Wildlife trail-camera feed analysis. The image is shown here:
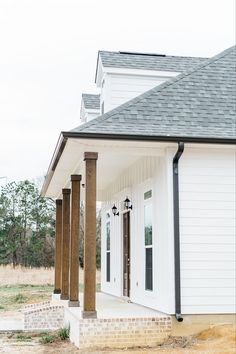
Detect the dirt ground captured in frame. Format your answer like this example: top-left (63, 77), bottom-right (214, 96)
top-left (0, 324), bottom-right (235, 354)
top-left (0, 266), bottom-right (235, 353)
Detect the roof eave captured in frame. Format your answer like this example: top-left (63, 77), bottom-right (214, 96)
top-left (42, 130), bottom-right (236, 197)
top-left (41, 133), bottom-right (68, 197)
top-left (63, 131), bottom-right (236, 145)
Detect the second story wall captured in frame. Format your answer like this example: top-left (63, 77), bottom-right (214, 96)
top-left (96, 51), bottom-right (207, 116)
top-left (100, 71), bottom-right (178, 113)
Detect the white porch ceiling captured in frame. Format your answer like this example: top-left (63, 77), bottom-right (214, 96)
top-left (45, 138), bottom-right (173, 199)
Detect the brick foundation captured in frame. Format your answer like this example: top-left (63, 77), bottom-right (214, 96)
top-left (65, 308), bottom-right (172, 349)
top-left (24, 304), bottom-right (64, 330)
top-left (22, 301), bottom-right (51, 312)
top-left (79, 317), bottom-right (171, 349)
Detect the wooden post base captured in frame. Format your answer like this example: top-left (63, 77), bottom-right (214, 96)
top-left (68, 300), bottom-right (80, 307)
top-left (60, 294), bottom-right (69, 300)
top-left (82, 310), bottom-right (97, 319)
top-left (53, 288), bottom-right (61, 294)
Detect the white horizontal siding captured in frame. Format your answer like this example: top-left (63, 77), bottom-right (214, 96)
top-left (111, 75), bottom-right (166, 103)
top-left (86, 111), bottom-right (100, 122)
top-left (180, 192), bottom-right (235, 202)
top-left (181, 261), bottom-right (235, 270)
top-left (180, 209), bottom-right (235, 218)
top-left (181, 305), bottom-right (234, 314)
top-left (182, 287), bottom-right (235, 297)
top-left (179, 147), bottom-right (236, 314)
top-left (181, 269), bottom-right (235, 279)
top-left (103, 73), bottom-right (171, 112)
top-left (180, 200), bottom-right (235, 210)
top-left (182, 278), bottom-right (234, 288)
top-left (181, 252), bottom-right (235, 261)
top-left (181, 242), bottom-right (234, 253)
top-left (182, 297), bottom-right (235, 306)
top-left (180, 183), bottom-right (234, 193)
top-left (180, 225), bottom-right (235, 236)
top-left (180, 218), bottom-right (235, 227)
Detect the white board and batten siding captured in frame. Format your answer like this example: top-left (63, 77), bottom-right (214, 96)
top-left (101, 154), bottom-right (175, 314)
top-left (101, 156), bottom-right (160, 298)
top-left (179, 147), bottom-right (236, 314)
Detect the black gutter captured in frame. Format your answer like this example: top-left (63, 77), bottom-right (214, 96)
top-left (40, 135), bottom-right (68, 197)
top-left (173, 142), bottom-right (184, 322)
top-left (52, 137), bottom-right (67, 171)
top-left (42, 131), bottom-right (235, 198)
top-left (62, 131), bottom-right (236, 145)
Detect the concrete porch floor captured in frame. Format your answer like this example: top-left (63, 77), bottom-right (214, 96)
top-left (58, 292), bottom-right (172, 349)
top-left (59, 292), bottom-right (167, 319)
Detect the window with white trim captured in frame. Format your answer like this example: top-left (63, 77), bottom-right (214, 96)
top-left (144, 190), bottom-right (153, 291)
top-left (106, 213), bottom-right (111, 282)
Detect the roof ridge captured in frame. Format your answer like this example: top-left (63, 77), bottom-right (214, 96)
top-left (76, 45), bottom-right (235, 133)
top-left (98, 49), bottom-right (207, 59)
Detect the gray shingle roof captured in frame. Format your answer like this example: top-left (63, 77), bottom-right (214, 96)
top-left (72, 46), bottom-right (236, 141)
top-left (82, 94), bottom-right (100, 110)
top-left (98, 50), bottom-right (207, 72)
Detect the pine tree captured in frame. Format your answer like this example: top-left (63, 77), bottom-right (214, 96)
top-left (0, 180), bottom-right (55, 267)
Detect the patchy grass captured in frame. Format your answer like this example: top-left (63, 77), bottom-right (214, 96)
top-left (40, 327), bottom-right (70, 344)
top-left (58, 326), bottom-right (70, 341)
top-left (16, 334), bottom-right (32, 342)
top-left (40, 333), bottom-right (56, 344)
top-left (0, 265), bottom-right (101, 313)
top-left (0, 283), bottom-right (101, 312)
top-left (0, 284), bottom-right (53, 312)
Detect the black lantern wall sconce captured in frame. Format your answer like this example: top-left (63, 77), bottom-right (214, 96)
top-left (124, 197), bottom-right (132, 210)
top-left (111, 204), bottom-right (119, 216)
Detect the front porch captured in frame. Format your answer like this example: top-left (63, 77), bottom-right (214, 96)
top-left (41, 138), bottom-right (174, 349)
top-left (62, 292), bottom-right (172, 349)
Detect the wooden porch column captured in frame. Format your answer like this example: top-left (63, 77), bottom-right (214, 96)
top-left (69, 174), bottom-right (81, 307)
top-left (54, 199), bottom-right (62, 294)
top-left (82, 152), bottom-right (98, 318)
top-left (61, 188), bottom-right (71, 300)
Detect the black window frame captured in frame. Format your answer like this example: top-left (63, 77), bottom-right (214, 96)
top-left (144, 190), bottom-right (153, 291)
top-left (106, 214), bottom-right (111, 282)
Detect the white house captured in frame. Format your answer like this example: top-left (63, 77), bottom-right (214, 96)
top-left (42, 46), bottom-right (236, 325)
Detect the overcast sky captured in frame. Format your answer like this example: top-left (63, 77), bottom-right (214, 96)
top-left (0, 0), bottom-right (235, 186)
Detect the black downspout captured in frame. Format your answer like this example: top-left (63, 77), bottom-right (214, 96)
top-left (173, 142), bottom-right (184, 322)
